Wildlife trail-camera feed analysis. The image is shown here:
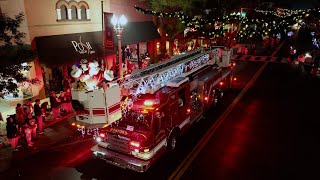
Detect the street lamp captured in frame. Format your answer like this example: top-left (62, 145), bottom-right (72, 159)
top-left (111, 15), bottom-right (127, 78)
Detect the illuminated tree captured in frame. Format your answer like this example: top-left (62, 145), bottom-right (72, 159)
top-left (0, 12), bottom-right (38, 98)
top-left (148, 0), bottom-right (194, 37)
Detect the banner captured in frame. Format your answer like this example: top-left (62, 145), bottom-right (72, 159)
top-left (104, 12), bottom-right (114, 50)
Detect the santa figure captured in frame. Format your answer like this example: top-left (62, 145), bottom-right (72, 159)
top-left (86, 60), bottom-right (104, 87)
top-left (70, 60), bottom-right (114, 90)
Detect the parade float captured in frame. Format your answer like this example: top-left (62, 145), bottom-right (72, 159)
top-left (70, 59), bottom-right (121, 126)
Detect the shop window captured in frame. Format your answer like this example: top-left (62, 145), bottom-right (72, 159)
top-left (139, 42), bottom-right (147, 55)
top-left (60, 5), bottom-right (67, 20)
top-left (80, 6), bottom-right (87, 19)
top-left (156, 42), bottom-right (161, 55)
top-left (71, 5), bottom-right (77, 20)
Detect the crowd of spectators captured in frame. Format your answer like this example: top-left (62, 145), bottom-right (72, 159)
top-left (6, 89), bottom-right (74, 151)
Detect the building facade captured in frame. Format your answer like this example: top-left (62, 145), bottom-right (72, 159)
top-left (0, 0), bottom-right (161, 118)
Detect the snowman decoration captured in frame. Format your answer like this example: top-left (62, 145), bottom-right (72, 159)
top-left (71, 59), bottom-right (114, 90)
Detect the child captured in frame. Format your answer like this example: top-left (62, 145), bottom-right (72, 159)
top-left (41, 102), bottom-right (49, 121)
top-left (6, 116), bottom-right (19, 151)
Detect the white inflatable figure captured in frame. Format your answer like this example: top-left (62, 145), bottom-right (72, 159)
top-left (70, 59), bottom-right (116, 91)
top-left (71, 65), bottom-right (82, 78)
top-left (82, 74), bottom-right (91, 81)
top-left (80, 59), bottom-right (89, 72)
top-left (104, 70), bottom-right (114, 81)
top-left (88, 61), bottom-right (100, 76)
top-left (85, 61), bottom-right (101, 90)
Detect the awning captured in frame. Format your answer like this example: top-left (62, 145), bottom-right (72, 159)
top-left (113, 21), bottom-right (161, 46)
top-left (35, 21), bottom-right (160, 65)
top-left (35, 31), bottom-right (105, 66)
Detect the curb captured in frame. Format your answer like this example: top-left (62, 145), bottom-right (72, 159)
top-left (43, 113), bottom-right (75, 129)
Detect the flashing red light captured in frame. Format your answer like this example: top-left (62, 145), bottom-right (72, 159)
top-left (187, 108), bottom-right (191, 114)
top-left (71, 123), bottom-right (76, 126)
top-left (204, 97), bottom-right (208, 101)
top-left (100, 133), bottom-right (105, 138)
top-left (144, 100), bottom-right (154, 106)
top-left (233, 77), bottom-right (237, 81)
top-left (220, 82), bottom-right (224, 86)
top-left (130, 141), bottom-right (140, 148)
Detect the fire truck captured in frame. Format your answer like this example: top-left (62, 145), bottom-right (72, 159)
top-left (72, 47), bottom-right (235, 172)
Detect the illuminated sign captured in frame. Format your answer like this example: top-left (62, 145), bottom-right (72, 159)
top-left (71, 36), bottom-right (95, 55)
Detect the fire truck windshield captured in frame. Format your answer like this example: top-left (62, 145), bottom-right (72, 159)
top-left (117, 110), bottom-right (152, 132)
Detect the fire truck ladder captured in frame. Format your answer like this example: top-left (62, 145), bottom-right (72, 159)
top-left (121, 48), bottom-right (216, 95)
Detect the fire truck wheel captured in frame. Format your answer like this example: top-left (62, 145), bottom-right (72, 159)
top-left (167, 131), bottom-right (179, 152)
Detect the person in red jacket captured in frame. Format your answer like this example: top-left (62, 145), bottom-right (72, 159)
top-left (15, 103), bottom-right (25, 126)
top-left (65, 89), bottom-right (74, 113)
top-left (6, 116), bottom-right (19, 151)
top-left (50, 92), bottom-right (61, 119)
top-left (34, 99), bottom-right (44, 134)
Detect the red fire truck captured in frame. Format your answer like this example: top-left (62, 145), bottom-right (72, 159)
top-left (88, 48), bottom-right (235, 172)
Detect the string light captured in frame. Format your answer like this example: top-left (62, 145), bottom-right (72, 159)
top-left (134, 6), bottom-right (320, 39)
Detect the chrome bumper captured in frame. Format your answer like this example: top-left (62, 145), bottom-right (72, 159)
top-left (91, 145), bottom-right (151, 172)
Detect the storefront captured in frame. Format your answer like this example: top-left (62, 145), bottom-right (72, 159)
top-left (35, 31), bottom-right (107, 94)
top-left (112, 21), bottom-right (161, 68)
top-left (35, 21), bottom-right (160, 93)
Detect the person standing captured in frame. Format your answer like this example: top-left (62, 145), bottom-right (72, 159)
top-left (41, 102), bottom-right (49, 121)
top-left (50, 92), bottom-right (61, 119)
top-left (24, 100), bottom-right (34, 114)
top-left (251, 44), bottom-right (256, 55)
top-left (15, 103), bottom-right (25, 126)
top-left (62, 77), bottom-right (71, 92)
top-left (6, 116), bottom-right (19, 151)
top-left (34, 99), bottom-right (44, 134)
top-left (24, 114), bottom-right (36, 147)
top-left (65, 89), bottom-right (73, 113)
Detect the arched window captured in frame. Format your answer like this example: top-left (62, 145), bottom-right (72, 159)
top-left (60, 5), bottom-right (67, 20)
top-left (80, 6), bottom-right (87, 19)
top-left (71, 5), bottom-right (77, 19)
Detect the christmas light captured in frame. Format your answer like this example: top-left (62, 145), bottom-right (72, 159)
top-left (134, 6), bottom-right (320, 39)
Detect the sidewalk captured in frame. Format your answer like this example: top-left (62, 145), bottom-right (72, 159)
top-left (0, 113), bottom-right (79, 172)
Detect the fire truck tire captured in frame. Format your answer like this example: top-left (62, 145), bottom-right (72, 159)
top-left (167, 130), bottom-right (179, 152)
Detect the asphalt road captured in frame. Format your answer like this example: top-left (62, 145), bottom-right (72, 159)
top-left (180, 62), bottom-right (320, 180)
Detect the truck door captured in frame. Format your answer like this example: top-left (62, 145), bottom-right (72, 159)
top-left (190, 82), bottom-right (204, 123)
top-left (168, 100), bottom-right (178, 128)
top-left (153, 108), bottom-right (169, 145)
top-left (177, 85), bottom-right (190, 126)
